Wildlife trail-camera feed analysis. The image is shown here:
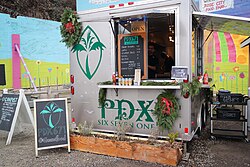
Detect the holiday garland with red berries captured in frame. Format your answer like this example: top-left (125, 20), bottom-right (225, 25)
top-left (153, 90), bottom-right (180, 130)
top-left (60, 8), bottom-right (82, 48)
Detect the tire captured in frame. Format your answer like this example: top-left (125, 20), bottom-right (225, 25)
top-left (201, 103), bottom-right (206, 129)
top-left (196, 103), bottom-right (206, 137)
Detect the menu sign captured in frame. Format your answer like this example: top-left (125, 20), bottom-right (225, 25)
top-left (0, 94), bottom-right (19, 132)
top-left (118, 33), bottom-right (146, 79)
top-left (171, 66), bottom-right (188, 80)
top-left (34, 98), bottom-right (70, 156)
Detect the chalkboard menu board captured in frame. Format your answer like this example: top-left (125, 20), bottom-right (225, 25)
top-left (171, 66), bottom-right (188, 80)
top-left (118, 33), bottom-right (146, 79)
top-left (0, 94), bottom-right (19, 132)
top-left (34, 98), bottom-right (69, 149)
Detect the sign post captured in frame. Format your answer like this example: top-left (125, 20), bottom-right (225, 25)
top-left (0, 89), bottom-right (34, 145)
top-left (34, 98), bottom-right (70, 157)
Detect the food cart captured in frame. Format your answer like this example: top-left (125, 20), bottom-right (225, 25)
top-left (70, 0), bottom-right (250, 141)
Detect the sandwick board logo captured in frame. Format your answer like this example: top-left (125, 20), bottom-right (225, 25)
top-left (72, 25), bottom-right (106, 80)
top-left (34, 98), bottom-right (70, 157)
top-left (40, 102), bottom-right (63, 129)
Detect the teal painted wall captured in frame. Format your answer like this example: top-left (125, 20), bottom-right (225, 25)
top-left (0, 13), bottom-right (70, 89)
top-left (0, 13), bottom-right (68, 63)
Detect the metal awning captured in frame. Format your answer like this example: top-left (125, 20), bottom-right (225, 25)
top-left (240, 37), bottom-right (250, 48)
top-left (193, 11), bottom-right (250, 36)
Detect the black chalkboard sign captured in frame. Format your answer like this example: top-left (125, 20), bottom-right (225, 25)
top-left (218, 93), bottom-right (244, 104)
top-left (0, 94), bottom-right (19, 132)
top-left (118, 33), bottom-right (146, 79)
top-left (35, 98), bottom-right (69, 149)
top-left (0, 64), bottom-right (6, 86)
top-left (171, 66), bottom-right (188, 80)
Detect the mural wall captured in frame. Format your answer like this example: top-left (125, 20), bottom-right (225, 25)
top-left (0, 13), bottom-right (69, 90)
top-left (204, 32), bottom-right (249, 94)
top-left (198, 0), bottom-right (250, 94)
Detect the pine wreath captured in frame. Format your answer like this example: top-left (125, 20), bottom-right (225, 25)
top-left (60, 8), bottom-right (82, 48)
top-left (153, 90), bottom-right (180, 130)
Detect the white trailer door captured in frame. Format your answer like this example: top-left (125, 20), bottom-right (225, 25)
top-left (193, 11), bottom-right (250, 36)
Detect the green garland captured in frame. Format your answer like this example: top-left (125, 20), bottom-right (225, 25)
top-left (141, 81), bottom-right (178, 86)
top-left (153, 90), bottom-right (180, 130)
top-left (98, 81), bottom-right (113, 107)
top-left (60, 8), bottom-right (82, 48)
top-left (180, 77), bottom-right (202, 98)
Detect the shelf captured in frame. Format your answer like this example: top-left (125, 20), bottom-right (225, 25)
top-left (98, 85), bottom-right (181, 89)
top-left (211, 102), bottom-right (247, 105)
top-left (218, 102), bottom-right (247, 105)
top-left (211, 129), bottom-right (246, 138)
top-left (210, 102), bottom-right (248, 141)
top-left (211, 115), bottom-right (247, 121)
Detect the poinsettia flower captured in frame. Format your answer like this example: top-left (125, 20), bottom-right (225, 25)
top-left (65, 22), bottom-right (75, 33)
top-left (161, 97), bottom-right (173, 115)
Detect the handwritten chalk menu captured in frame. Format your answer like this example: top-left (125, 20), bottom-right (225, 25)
top-left (171, 66), bottom-right (188, 80)
top-left (0, 94), bottom-right (19, 132)
top-left (34, 98), bottom-right (70, 156)
top-left (118, 33), bottom-right (147, 79)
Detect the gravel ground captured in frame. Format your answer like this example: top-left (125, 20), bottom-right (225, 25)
top-left (0, 123), bottom-right (249, 167)
top-left (1, 87), bottom-right (249, 167)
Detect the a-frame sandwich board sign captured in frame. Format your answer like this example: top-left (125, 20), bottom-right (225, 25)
top-left (0, 89), bottom-right (34, 145)
top-left (34, 98), bottom-right (70, 157)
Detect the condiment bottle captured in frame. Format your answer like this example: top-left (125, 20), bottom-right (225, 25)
top-left (203, 71), bottom-right (208, 84)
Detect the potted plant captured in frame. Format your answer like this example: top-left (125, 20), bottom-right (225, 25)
top-left (70, 123), bottom-right (183, 166)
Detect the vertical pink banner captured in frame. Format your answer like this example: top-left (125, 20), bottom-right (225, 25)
top-left (214, 32), bottom-right (222, 62)
top-left (12, 34), bottom-right (21, 89)
top-left (224, 32), bottom-right (236, 62)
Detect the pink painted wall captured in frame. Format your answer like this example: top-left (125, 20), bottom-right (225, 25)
top-left (12, 34), bottom-right (21, 89)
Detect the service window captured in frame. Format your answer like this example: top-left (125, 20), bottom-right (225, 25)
top-left (115, 12), bottom-right (176, 80)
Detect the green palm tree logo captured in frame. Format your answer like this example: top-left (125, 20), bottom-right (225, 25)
top-left (72, 25), bottom-right (106, 80)
top-left (40, 102), bottom-right (63, 129)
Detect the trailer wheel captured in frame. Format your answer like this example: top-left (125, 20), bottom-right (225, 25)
top-left (201, 103), bottom-right (206, 129)
top-left (196, 103), bottom-right (206, 137)
top-left (205, 102), bottom-right (209, 122)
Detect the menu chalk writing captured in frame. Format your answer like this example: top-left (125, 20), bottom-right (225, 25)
top-left (118, 33), bottom-right (146, 78)
top-left (0, 94), bottom-right (19, 132)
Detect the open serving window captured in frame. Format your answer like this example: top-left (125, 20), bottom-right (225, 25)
top-left (112, 11), bottom-right (176, 80)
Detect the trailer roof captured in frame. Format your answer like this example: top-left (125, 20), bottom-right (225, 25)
top-left (193, 11), bottom-right (250, 36)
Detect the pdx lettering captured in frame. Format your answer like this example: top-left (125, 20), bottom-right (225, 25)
top-left (99, 99), bottom-right (155, 130)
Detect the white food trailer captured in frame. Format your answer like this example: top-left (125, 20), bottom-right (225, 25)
top-left (70, 0), bottom-right (250, 141)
